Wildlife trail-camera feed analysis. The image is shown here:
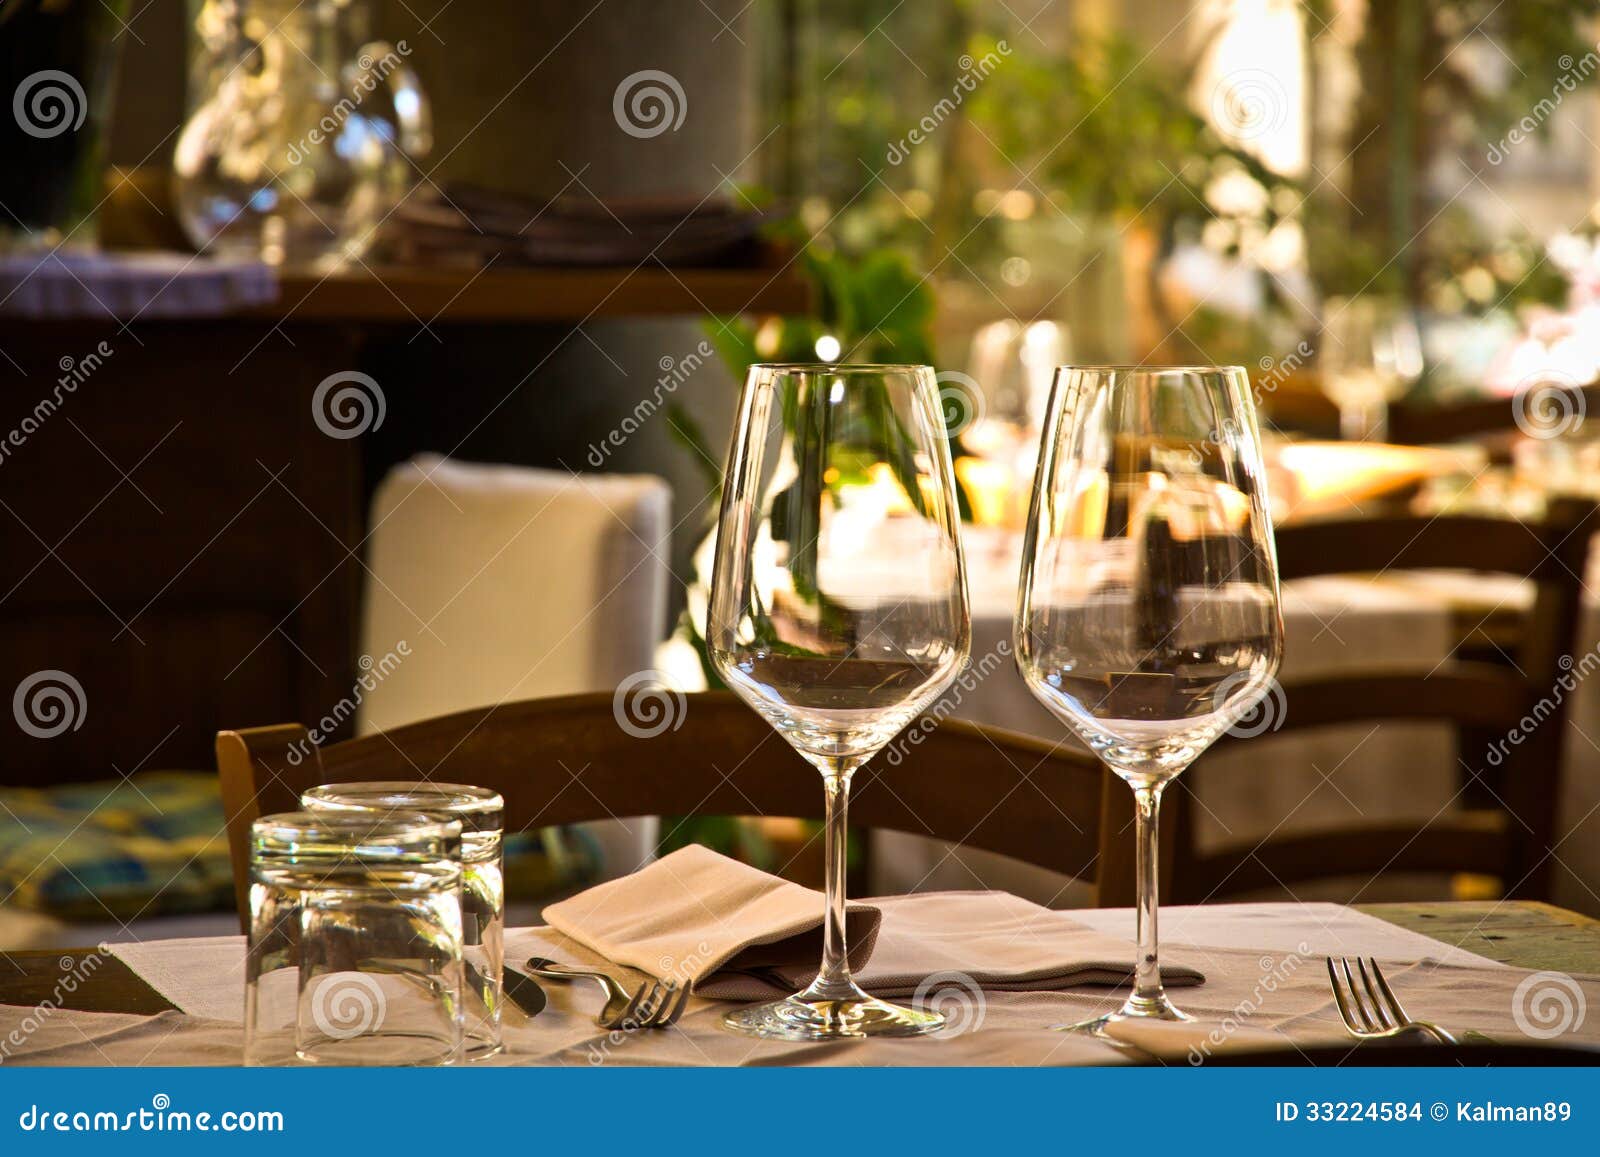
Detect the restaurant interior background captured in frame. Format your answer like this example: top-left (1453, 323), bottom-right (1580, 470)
top-left (5, 0), bottom-right (1600, 952)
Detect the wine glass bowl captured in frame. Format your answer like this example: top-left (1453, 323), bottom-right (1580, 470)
top-left (708, 363), bottom-right (971, 1040)
top-left (1320, 297), bottom-right (1423, 442)
top-left (1016, 365), bottom-right (1283, 1032)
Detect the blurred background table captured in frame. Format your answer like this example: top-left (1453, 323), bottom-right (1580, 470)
top-left (873, 530), bottom-right (1600, 916)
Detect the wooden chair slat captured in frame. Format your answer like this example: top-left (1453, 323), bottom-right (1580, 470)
top-left (1176, 499), bottom-right (1597, 903)
top-left (218, 691), bottom-right (1117, 929)
top-left (1211, 667), bottom-right (1532, 739)
top-left (1179, 813), bottom-right (1510, 897)
top-left (216, 722), bottom-right (319, 927)
top-left (1274, 514), bottom-right (1580, 583)
top-left (1388, 384), bottom-right (1600, 444)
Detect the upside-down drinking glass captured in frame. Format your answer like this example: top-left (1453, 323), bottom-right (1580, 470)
top-left (1015, 365), bottom-right (1283, 1034)
top-left (708, 363), bottom-right (971, 1040)
top-left (300, 782), bottom-right (504, 1060)
top-left (244, 810), bottom-right (465, 1066)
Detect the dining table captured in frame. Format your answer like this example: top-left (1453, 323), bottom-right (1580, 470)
top-left (3, 899), bottom-right (1597, 1066)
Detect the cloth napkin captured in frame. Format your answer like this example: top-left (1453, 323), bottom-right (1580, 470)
top-left (539, 845), bottom-right (1205, 1000)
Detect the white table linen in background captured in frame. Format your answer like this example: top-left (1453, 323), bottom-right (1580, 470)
top-left (872, 533), bottom-right (1600, 915)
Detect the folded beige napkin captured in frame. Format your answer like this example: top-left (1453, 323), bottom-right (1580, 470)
top-left (541, 845), bottom-right (1205, 1000)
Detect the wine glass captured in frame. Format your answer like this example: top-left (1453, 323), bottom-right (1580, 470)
top-left (1015, 365), bottom-right (1283, 1034)
top-left (707, 363), bottom-right (971, 1040)
top-left (1321, 297), bottom-right (1423, 441)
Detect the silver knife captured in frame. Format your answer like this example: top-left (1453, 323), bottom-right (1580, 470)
top-left (499, 965), bottom-right (548, 1018)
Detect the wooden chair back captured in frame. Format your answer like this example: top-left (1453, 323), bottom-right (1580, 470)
top-left (218, 690), bottom-right (1135, 929)
top-left (1388, 383), bottom-right (1600, 444)
top-left (1172, 498), bottom-right (1597, 901)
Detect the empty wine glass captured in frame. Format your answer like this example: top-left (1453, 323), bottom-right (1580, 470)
top-left (1320, 297), bottom-right (1422, 441)
top-left (1015, 365), bottom-right (1283, 1034)
top-left (707, 363), bottom-right (971, 1040)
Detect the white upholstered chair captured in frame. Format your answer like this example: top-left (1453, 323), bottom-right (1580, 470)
top-left (356, 454), bottom-right (672, 878)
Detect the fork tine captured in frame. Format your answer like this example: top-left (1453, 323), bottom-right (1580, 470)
top-left (634, 979), bottom-right (669, 1026)
top-left (1338, 957), bottom-right (1381, 1032)
top-left (661, 982), bottom-right (691, 1027)
top-left (607, 983), bottom-right (649, 1030)
top-left (1364, 958), bottom-right (1414, 1026)
top-left (645, 981), bottom-right (681, 1028)
top-left (1326, 958), bottom-right (1362, 1033)
top-left (627, 983), bottom-right (657, 1026)
top-left (1353, 958), bottom-right (1395, 1029)
top-left (634, 980), bottom-right (665, 1026)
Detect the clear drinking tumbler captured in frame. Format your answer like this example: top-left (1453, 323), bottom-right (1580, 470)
top-left (244, 810), bottom-right (465, 1066)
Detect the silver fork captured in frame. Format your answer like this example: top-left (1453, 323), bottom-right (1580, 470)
top-left (524, 957), bottom-right (690, 1030)
top-left (1326, 957), bottom-right (1458, 1044)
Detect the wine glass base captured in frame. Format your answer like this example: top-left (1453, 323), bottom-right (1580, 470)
top-left (723, 993), bottom-right (945, 1041)
top-left (1053, 993), bottom-right (1193, 1037)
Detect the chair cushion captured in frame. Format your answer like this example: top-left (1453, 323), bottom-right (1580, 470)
top-left (0, 772), bottom-right (603, 920)
top-left (0, 772), bottom-right (232, 920)
top-left (357, 455), bottom-right (672, 733)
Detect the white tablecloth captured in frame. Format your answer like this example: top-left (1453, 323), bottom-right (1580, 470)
top-left (6, 901), bottom-right (1587, 1067)
top-left (875, 534), bottom-right (1600, 916)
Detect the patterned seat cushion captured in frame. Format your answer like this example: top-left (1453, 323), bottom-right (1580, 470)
top-left (0, 772), bottom-right (600, 920)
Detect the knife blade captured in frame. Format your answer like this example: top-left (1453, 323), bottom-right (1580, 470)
top-left (501, 967), bottom-right (548, 1018)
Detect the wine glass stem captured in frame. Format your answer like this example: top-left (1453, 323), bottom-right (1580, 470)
top-left (1130, 782), bottom-right (1167, 1010)
top-left (810, 771), bottom-right (857, 1000)
top-left (1340, 399), bottom-right (1387, 442)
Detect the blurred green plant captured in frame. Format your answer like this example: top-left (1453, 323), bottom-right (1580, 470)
top-left (664, 242), bottom-right (971, 688)
top-left (1322, 0), bottom-right (1599, 306)
top-left (669, 243), bottom-right (961, 507)
top-left (752, 2), bottom-right (1592, 365)
top-left (966, 31), bottom-right (1305, 361)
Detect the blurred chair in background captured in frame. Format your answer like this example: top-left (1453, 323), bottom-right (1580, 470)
top-left (1174, 499), bottom-right (1598, 904)
top-left (356, 454), bottom-right (672, 884)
